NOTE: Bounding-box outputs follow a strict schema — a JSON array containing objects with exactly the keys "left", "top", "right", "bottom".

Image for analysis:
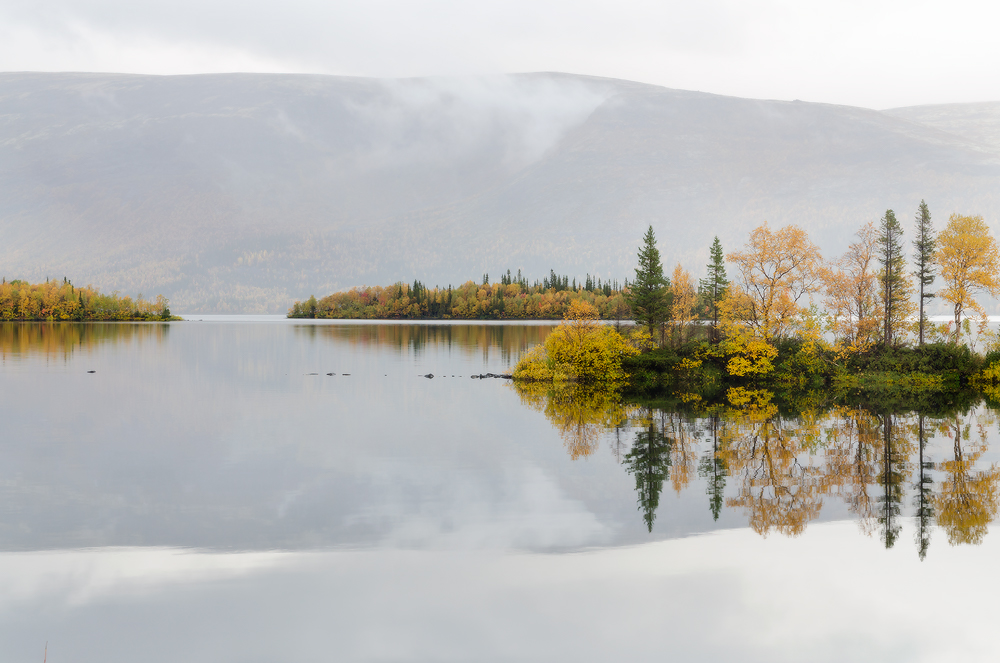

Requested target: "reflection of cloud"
[
  {"left": 350, "top": 465, "right": 611, "bottom": 551},
  {"left": 0, "top": 547, "right": 297, "bottom": 608},
  {"left": 4, "top": 522, "right": 1000, "bottom": 661}
]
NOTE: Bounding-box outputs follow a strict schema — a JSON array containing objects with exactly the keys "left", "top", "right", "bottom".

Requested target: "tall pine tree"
[
  {"left": 698, "top": 236, "right": 729, "bottom": 343},
  {"left": 626, "top": 225, "right": 670, "bottom": 339},
  {"left": 878, "top": 209, "right": 907, "bottom": 345},
  {"left": 912, "top": 200, "right": 936, "bottom": 346}
]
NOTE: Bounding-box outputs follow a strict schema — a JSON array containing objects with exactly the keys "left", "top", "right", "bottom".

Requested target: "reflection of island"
[
  {"left": 1, "top": 322, "right": 170, "bottom": 359},
  {"left": 515, "top": 383, "right": 634, "bottom": 459},
  {"left": 295, "top": 323, "right": 555, "bottom": 366},
  {"left": 516, "top": 382, "right": 1000, "bottom": 556}
]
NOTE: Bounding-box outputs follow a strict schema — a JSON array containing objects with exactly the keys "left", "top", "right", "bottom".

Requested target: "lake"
[{"left": 1, "top": 317, "right": 999, "bottom": 662}]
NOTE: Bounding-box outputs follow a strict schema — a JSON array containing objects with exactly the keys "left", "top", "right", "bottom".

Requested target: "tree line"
[
  {"left": 292, "top": 200, "right": 1000, "bottom": 381},
  {"left": 0, "top": 278, "right": 174, "bottom": 321},
  {"left": 289, "top": 269, "right": 634, "bottom": 320},
  {"left": 288, "top": 260, "right": 738, "bottom": 323},
  {"left": 629, "top": 202, "right": 1000, "bottom": 354}
]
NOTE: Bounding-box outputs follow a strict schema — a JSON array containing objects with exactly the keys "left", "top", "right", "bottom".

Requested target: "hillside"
[{"left": 1, "top": 72, "right": 999, "bottom": 313}]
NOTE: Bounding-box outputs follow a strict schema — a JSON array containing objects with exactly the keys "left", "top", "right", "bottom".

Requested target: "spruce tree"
[
  {"left": 912, "top": 200, "right": 936, "bottom": 346},
  {"left": 626, "top": 225, "right": 669, "bottom": 339},
  {"left": 698, "top": 236, "right": 729, "bottom": 343},
  {"left": 878, "top": 209, "right": 906, "bottom": 345}
]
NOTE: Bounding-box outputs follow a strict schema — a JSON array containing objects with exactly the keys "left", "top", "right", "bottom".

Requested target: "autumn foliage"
[
  {"left": 290, "top": 277, "right": 630, "bottom": 321},
  {"left": 0, "top": 279, "right": 173, "bottom": 321},
  {"left": 515, "top": 380, "right": 1000, "bottom": 548},
  {"left": 512, "top": 300, "right": 638, "bottom": 385}
]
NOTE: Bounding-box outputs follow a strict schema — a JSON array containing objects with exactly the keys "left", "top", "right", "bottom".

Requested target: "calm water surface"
[{"left": 1, "top": 318, "right": 999, "bottom": 662}]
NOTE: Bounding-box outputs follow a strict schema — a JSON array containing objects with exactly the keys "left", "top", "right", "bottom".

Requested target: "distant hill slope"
[
  {"left": 2, "top": 72, "right": 999, "bottom": 313},
  {"left": 885, "top": 101, "right": 1000, "bottom": 154}
]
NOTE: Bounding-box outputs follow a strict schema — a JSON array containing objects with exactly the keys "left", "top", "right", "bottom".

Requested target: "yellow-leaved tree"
[
  {"left": 937, "top": 213, "right": 1000, "bottom": 342},
  {"left": 669, "top": 264, "right": 697, "bottom": 347},
  {"left": 715, "top": 223, "right": 822, "bottom": 378}
]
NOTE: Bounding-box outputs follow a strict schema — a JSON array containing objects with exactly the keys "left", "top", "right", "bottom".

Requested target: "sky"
[{"left": 1, "top": 0, "right": 999, "bottom": 109}]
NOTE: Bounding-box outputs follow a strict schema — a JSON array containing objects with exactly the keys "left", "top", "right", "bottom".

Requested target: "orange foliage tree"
[
  {"left": 824, "top": 222, "right": 880, "bottom": 350},
  {"left": 724, "top": 223, "right": 824, "bottom": 339}
]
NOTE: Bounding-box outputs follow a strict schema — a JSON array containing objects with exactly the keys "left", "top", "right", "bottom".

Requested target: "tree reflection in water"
[
  {"left": 623, "top": 409, "right": 672, "bottom": 532},
  {"left": 935, "top": 412, "right": 1000, "bottom": 545},
  {"left": 1, "top": 321, "right": 170, "bottom": 359},
  {"left": 513, "top": 381, "right": 1000, "bottom": 557},
  {"left": 514, "top": 382, "right": 635, "bottom": 460}
]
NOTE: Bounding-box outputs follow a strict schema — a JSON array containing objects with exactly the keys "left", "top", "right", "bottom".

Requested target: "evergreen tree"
[
  {"left": 698, "top": 236, "right": 729, "bottom": 343},
  {"left": 878, "top": 209, "right": 907, "bottom": 345},
  {"left": 912, "top": 200, "right": 936, "bottom": 346},
  {"left": 626, "top": 226, "right": 670, "bottom": 339}
]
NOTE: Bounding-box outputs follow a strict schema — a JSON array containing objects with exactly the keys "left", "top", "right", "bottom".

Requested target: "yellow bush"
[
  {"left": 717, "top": 331, "right": 778, "bottom": 377},
  {"left": 513, "top": 318, "right": 637, "bottom": 385}
]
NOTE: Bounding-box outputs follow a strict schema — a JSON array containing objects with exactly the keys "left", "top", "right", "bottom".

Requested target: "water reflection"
[
  {"left": 935, "top": 414, "right": 1000, "bottom": 545},
  {"left": 0, "top": 322, "right": 170, "bottom": 359},
  {"left": 517, "top": 383, "right": 1000, "bottom": 556},
  {"left": 293, "top": 322, "right": 556, "bottom": 365},
  {"left": 514, "top": 383, "right": 634, "bottom": 459}
]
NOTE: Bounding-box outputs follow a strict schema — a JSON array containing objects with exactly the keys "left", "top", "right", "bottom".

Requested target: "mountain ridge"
[{"left": 2, "top": 72, "right": 999, "bottom": 312}]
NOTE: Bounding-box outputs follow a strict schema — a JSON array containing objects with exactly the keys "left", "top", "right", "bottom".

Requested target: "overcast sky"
[{"left": 1, "top": 0, "right": 998, "bottom": 109}]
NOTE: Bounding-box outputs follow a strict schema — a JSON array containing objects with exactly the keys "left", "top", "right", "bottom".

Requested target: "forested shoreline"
[
  {"left": 288, "top": 270, "right": 632, "bottom": 320},
  {"left": 0, "top": 278, "right": 175, "bottom": 321},
  {"left": 509, "top": 202, "right": 1000, "bottom": 400}
]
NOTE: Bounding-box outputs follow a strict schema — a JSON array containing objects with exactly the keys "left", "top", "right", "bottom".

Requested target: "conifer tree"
[
  {"left": 912, "top": 200, "right": 936, "bottom": 346},
  {"left": 878, "top": 209, "right": 907, "bottom": 345},
  {"left": 699, "top": 236, "right": 729, "bottom": 343},
  {"left": 626, "top": 225, "right": 669, "bottom": 339}
]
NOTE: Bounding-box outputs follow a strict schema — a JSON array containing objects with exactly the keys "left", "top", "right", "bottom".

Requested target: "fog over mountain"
[{"left": 2, "top": 72, "right": 999, "bottom": 313}]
